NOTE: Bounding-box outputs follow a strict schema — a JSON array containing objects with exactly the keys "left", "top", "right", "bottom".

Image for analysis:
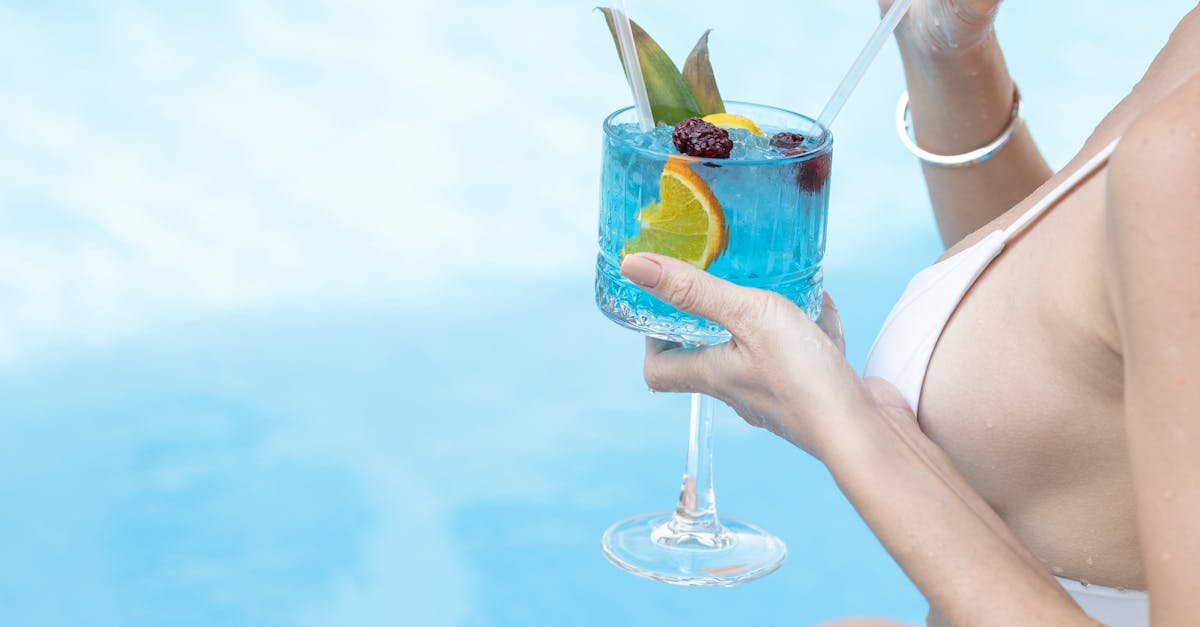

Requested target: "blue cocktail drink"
[
  {"left": 597, "top": 102, "right": 832, "bottom": 344},
  {"left": 594, "top": 101, "right": 832, "bottom": 586}
]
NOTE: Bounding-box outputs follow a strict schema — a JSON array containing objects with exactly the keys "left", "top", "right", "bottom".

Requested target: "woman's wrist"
[
  {"left": 896, "top": 30, "right": 1017, "bottom": 155},
  {"left": 796, "top": 383, "right": 892, "bottom": 466}
]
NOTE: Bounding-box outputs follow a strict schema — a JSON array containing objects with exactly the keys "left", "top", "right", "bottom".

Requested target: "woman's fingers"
[
  {"left": 817, "top": 291, "right": 846, "bottom": 354},
  {"left": 883, "top": 0, "right": 1001, "bottom": 51},
  {"left": 621, "top": 253, "right": 770, "bottom": 337},
  {"left": 958, "top": 0, "right": 1002, "bottom": 21},
  {"left": 642, "top": 337, "right": 716, "bottom": 394},
  {"left": 880, "top": 0, "right": 1001, "bottom": 17}
]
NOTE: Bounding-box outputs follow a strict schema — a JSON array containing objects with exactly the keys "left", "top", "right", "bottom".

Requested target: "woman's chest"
[
  {"left": 919, "top": 291, "right": 1126, "bottom": 503},
  {"left": 918, "top": 264, "right": 1140, "bottom": 584},
  {"left": 920, "top": 176, "right": 1125, "bottom": 488},
  {"left": 915, "top": 182, "right": 1142, "bottom": 584}
]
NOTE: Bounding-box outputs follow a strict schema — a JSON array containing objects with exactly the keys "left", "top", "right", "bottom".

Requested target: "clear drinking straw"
[
  {"left": 610, "top": 0, "right": 654, "bottom": 131},
  {"left": 809, "top": 0, "right": 913, "bottom": 142}
]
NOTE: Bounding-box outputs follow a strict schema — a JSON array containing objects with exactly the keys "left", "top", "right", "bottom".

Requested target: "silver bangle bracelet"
[{"left": 895, "top": 86, "right": 1023, "bottom": 168}]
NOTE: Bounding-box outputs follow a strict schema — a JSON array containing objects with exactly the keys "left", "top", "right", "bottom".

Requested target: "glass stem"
[
  {"left": 652, "top": 391, "right": 730, "bottom": 548},
  {"left": 675, "top": 392, "right": 719, "bottom": 530}
]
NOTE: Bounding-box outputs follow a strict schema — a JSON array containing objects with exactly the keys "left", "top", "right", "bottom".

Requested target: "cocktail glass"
[{"left": 595, "top": 101, "right": 832, "bottom": 586}]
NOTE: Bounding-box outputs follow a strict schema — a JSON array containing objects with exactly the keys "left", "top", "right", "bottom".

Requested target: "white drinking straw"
[
  {"left": 610, "top": 0, "right": 654, "bottom": 131},
  {"left": 811, "top": 0, "right": 913, "bottom": 138}
]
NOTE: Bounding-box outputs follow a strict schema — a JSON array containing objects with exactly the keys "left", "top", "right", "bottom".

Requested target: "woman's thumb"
[{"left": 620, "top": 253, "right": 765, "bottom": 336}]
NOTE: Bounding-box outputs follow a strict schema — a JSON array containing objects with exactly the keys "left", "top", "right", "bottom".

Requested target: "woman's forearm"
[
  {"left": 817, "top": 393, "right": 1093, "bottom": 625},
  {"left": 898, "top": 31, "right": 1053, "bottom": 246},
  {"left": 624, "top": 252, "right": 1093, "bottom": 622}
]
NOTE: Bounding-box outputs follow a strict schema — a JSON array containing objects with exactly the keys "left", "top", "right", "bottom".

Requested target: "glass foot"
[{"left": 600, "top": 512, "right": 786, "bottom": 586}]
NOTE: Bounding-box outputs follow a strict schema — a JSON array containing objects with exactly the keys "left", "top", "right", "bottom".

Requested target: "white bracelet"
[{"left": 895, "top": 86, "right": 1023, "bottom": 168}]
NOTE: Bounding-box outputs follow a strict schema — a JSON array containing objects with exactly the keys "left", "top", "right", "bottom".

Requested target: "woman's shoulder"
[
  {"left": 1105, "top": 74, "right": 1200, "bottom": 320},
  {"left": 1109, "top": 74, "right": 1200, "bottom": 213}
]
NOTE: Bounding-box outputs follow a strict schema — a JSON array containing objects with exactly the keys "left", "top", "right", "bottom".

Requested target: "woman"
[{"left": 619, "top": 1, "right": 1199, "bottom": 625}]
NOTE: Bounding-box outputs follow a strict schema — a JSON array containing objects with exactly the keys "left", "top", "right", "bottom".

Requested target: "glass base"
[{"left": 600, "top": 512, "right": 786, "bottom": 586}]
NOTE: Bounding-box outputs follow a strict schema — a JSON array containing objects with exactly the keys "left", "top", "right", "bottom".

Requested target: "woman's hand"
[
  {"left": 881, "top": 0, "right": 1001, "bottom": 54},
  {"left": 621, "top": 252, "right": 875, "bottom": 459}
]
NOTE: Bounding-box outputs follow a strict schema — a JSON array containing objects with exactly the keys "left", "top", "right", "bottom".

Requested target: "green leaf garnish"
[
  {"left": 682, "top": 30, "right": 725, "bottom": 116},
  {"left": 599, "top": 8, "right": 703, "bottom": 126}
]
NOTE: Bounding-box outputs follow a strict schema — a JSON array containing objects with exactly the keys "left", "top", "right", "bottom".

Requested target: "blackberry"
[
  {"left": 785, "top": 148, "right": 832, "bottom": 193},
  {"left": 671, "top": 117, "right": 733, "bottom": 159},
  {"left": 769, "top": 132, "right": 806, "bottom": 149}
]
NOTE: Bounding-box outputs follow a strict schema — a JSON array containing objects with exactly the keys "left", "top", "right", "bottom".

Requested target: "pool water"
[{"left": 0, "top": 277, "right": 924, "bottom": 626}]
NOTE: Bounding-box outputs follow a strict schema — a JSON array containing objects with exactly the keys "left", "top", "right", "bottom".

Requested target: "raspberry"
[
  {"left": 671, "top": 117, "right": 733, "bottom": 159},
  {"left": 785, "top": 148, "right": 832, "bottom": 193},
  {"left": 770, "top": 132, "right": 806, "bottom": 149}
]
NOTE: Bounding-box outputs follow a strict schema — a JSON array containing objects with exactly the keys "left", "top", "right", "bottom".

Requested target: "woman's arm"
[
  {"left": 620, "top": 254, "right": 1096, "bottom": 624},
  {"left": 827, "top": 379, "right": 1090, "bottom": 625},
  {"left": 889, "top": 1, "right": 1053, "bottom": 246},
  {"left": 1107, "top": 75, "right": 1200, "bottom": 626}
]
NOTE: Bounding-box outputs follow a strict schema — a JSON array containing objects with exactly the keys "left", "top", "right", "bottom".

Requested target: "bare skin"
[
  {"left": 904, "top": 1, "right": 1199, "bottom": 592},
  {"left": 618, "top": 2, "right": 1200, "bottom": 624}
]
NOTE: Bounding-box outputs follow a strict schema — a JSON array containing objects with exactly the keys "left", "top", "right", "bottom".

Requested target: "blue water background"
[{"left": 0, "top": 1, "right": 1192, "bottom": 625}]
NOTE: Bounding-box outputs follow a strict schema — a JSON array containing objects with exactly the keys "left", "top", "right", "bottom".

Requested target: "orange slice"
[
  {"left": 702, "top": 113, "right": 764, "bottom": 136},
  {"left": 623, "top": 157, "right": 726, "bottom": 269}
]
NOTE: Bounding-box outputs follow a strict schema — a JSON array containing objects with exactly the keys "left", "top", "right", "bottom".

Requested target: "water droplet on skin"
[
  {"left": 1080, "top": 580, "right": 1091, "bottom": 587},
  {"left": 648, "top": 388, "right": 657, "bottom": 395},
  {"left": 1085, "top": 556, "right": 1094, "bottom": 566},
  {"left": 1163, "top": 489, "right": 1176, "bottom": 500},
  {"left": 1052, "top": 566, "right": 1065, "bottom": 574},
  {"left": 1161, "top": 552, "right": 1173, "bottom": 562},
  {"left": 984, "top": 420, "right": 994, "bottom": 430}
]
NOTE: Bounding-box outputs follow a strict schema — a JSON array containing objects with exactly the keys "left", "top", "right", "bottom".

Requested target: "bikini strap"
[{"left": 1001, "top": 138, "right": 1122, "bottom": 241}]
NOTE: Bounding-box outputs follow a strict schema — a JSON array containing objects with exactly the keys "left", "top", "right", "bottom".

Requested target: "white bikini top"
[
  {"left": 863, "top": 139, "right": 1119, "bottom": 411},
  {"left": 863, "top": 138, "right": 1150, "bottom": 626}
]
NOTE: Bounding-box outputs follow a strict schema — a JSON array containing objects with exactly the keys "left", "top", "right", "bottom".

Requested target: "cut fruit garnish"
[
  {"left": 702, "top": 113, "right": 763, "bottom": 135},
  {"left": 623, "top": 157, "right": 726, "bottom": 270}
]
